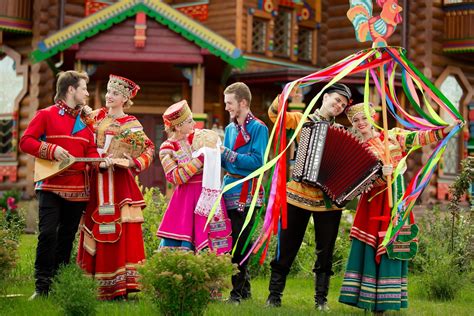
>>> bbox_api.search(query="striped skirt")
[339,239,408,312]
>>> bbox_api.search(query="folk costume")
[221,111,269,301]
[339,103,445,312]
[19,99,99,295]
[266,84,352,309]
[77,75,155,300]
[157,100,232,253]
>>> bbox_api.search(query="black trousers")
[228,207,256,299]
[34,191,85,293]
[270,203,342,277]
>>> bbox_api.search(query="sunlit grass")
[1,234,472,315]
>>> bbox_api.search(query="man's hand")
[53,146,71,161]
[289,82,301,99]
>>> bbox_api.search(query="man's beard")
[232,108,241,121]
[74,95,86,108]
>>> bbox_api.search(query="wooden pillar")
[94,80,102,109]
[191,64,207,128]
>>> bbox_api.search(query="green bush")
[50,264,98,316]
[411,207,471,301]
[0,190,26,243]
[412,207,473,275]
[141,186,168,258]
[419,241,464,301]
[0,228,18,293]
[140,249,236,316]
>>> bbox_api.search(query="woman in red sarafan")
[77,74,155,300]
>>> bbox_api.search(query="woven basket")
[107,138,143,158]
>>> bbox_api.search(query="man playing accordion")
[266,83,352,311]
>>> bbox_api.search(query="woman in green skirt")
[338,103,457,314]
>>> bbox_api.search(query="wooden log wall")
[64,0,85,26]
[17,0,59,196]
[322,0,402,65]
[0,0,32,20]
[201,1,237,46]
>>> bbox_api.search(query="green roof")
[31,0,245,68]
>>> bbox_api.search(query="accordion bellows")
[292,121,382,207]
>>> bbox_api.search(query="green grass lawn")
[1,234,473,315]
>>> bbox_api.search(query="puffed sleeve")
[159,141,203,185]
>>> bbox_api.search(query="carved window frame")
[435,66,473,176]
[247,9,273,57]
[0,46,28,162]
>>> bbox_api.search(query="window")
[0,53,25,160]
[252,18,267,54]
[298,27,313,62]
[273,9,292,57]
[439,75,463,175]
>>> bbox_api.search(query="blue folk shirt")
[221,112,269,210]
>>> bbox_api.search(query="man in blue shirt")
[221,82,269,304]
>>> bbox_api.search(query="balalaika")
[292,121,382,207]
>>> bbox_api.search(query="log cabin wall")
[200,1,237,45]
[10,0,59,195]
[63,0,85,26]
[322,0,403,65]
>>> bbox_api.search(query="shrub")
[50,264,98,316]
[412,208,473,275]
[411,157,473,301]
[140,249,236,316]
[141,186,168,258]
[0,228,18,294]
[419,241,464,301]
[0,190,26,243]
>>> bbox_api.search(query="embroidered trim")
[39,141,49,159]
[223,147,237,163]
[287,191,326,208]
[195,187,222,217]
[56,100,80,117]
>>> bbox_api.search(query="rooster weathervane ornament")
[347,0,403,47]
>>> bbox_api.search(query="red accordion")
[292,121,382,207]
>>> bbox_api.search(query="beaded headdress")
[107,74,140,99]
[345,102,376,122]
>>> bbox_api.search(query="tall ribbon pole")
[380,64,393,207]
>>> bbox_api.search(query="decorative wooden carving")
[134,12,147,48]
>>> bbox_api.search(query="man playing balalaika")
[19,71,102,299]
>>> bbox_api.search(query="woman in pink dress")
[157,100,231,254]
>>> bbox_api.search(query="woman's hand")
[443,120,464,135]
[382,164,393,176]
[82,105,93,116]
[123,153,136,169]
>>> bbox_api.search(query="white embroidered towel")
[192,141,222,217]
